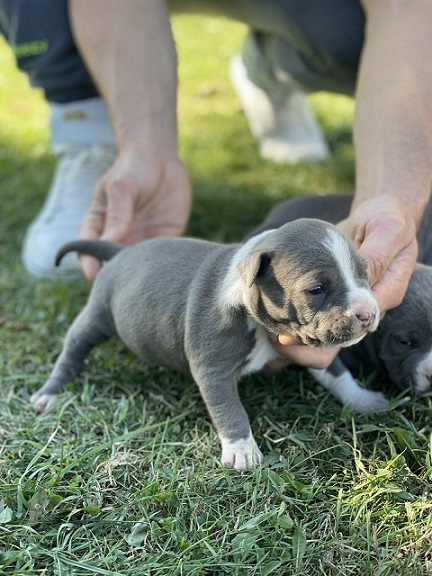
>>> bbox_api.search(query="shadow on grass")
[184,112,355,242]
[0,141,55,255]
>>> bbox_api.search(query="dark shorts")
[0,0,99,102]
[0,0,364,103]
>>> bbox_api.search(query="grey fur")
[255,194,432,398]
[31,219,379,469]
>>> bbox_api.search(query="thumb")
[356,222,400,287]
[277,334,299,345]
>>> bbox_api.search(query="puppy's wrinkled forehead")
[266,219,367,282]
[322,226,368,281]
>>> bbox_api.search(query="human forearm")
[69,0,179,160]
[69,0,191,280]
[338,0,432,311]
[354,0,432,225]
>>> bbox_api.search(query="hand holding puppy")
[267,334,339,370]
[79,147,192,281]
[338,195,418,314]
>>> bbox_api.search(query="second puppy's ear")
[237,251,273,287]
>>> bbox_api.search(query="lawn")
[1,14,432,576]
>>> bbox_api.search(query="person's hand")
[79,145,192,281]
[266,333,339,370]
[338,194,418,313]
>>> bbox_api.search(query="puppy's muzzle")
[299,301,379,348]
[344,295,380,342]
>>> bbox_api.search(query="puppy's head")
[375,264,432,395]
[223,219,379,348]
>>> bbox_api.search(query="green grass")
[1,14,432,576]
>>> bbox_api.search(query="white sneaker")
[22,144,116,278]
[229,55,330,164]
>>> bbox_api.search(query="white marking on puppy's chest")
[242,319,280,375]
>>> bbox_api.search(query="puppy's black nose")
[355,311,376,327]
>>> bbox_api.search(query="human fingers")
[78,181,110,281]
[80,187,135,281]
[78,160,142,279]
[80,254,101,282]
[338,196,418,312]
[277,334,298,346]
[270,334,339,369]
[99,179,136,243]
[355,210,413,285]
[275,342,338,369]
[77,181,147,281]
[360,235,417,312]
[79,195,106,243]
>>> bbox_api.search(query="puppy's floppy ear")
[237,251,273,287]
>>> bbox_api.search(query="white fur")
[323,228,357,290]
[242,319,280,375]
[308,367,389,414]
[414,349,432,393]
[30,392,57,413]
[220,430,263,470]
[324,229,380,330]
[218,229,275,312]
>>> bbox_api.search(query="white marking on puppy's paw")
[309,367,389,415]
[30,392,57,414]
[346,389,390,415]
[220,432,263,471]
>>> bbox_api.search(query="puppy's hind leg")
[30,304,112,413]
[308,356,389,414]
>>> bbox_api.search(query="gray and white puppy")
[251,194,432,405]
[30,219,379,470]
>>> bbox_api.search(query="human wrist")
[113,107,179,159]
[113,112,182,172]
[352,191,428,232]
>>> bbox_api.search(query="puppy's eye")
[308,284,325,296]
[398,337,414,349]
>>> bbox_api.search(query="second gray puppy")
[30,219,380,470]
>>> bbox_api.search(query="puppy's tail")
[55,240,124,267]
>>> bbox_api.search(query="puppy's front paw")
[220,433,263,471]
[347,389,390,415]
[30,392,57,413]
